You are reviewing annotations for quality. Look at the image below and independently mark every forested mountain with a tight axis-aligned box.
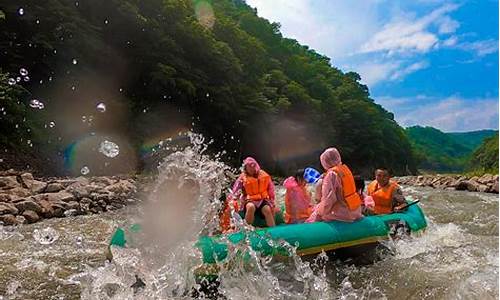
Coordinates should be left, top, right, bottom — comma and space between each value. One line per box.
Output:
1, 0, 417, 176
468, 133, 499, 174
406, 126, 498, 173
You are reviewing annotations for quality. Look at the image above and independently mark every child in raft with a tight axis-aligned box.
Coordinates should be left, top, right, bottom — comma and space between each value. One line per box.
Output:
283, 169, 313, 224
354, 175, 375, 215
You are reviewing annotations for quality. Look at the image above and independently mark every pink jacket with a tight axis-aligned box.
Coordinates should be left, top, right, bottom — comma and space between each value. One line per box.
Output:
306, 148, 363, 223
283, 177, 312, 223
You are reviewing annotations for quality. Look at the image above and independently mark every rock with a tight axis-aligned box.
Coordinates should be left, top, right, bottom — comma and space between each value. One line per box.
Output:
38, 199, 54, 218
45, 183, 64, 193
479, 174, 494, 184
0, 203, 19, 215
91, 177, 116, 187
0, 214, 18, 225
30, 180, 47, 193
0, 194, 21, 203
22, 210, 40, 223
14, 200, 42, 214
15, 215, 27, 224
33, 191, 75, 203
65, 178, 91, 198
65, 201, 80, 210
64, 209, 78, 216
0, 176, 20, 190
477, 184, 489, 193
4, 187, 31, 197
493, 179, 499, 193
105, 180, 136, 195
19, 173, 34, 184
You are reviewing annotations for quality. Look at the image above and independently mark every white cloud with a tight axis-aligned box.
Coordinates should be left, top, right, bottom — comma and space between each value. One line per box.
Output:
353, 60, 429, 86
389, 61, 429, 81
458, 39, 499, 57
437, 15, 460, 34
376, 95, 499, 131
359, 4, 459, 55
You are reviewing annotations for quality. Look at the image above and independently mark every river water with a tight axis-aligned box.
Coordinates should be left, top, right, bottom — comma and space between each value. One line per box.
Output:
0, 185, 497, 299
0, 135, 498, 299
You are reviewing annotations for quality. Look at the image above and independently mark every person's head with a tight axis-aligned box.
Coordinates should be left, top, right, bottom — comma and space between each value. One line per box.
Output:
354, 175, 365, 194
294, 168, 306, 186
375, 168, 391, 187
243, 157, 260, 177
319, 148, 342, 171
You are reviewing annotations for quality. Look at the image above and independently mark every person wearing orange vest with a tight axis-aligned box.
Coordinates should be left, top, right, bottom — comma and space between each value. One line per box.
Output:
230, 157, 276, 227
367, 168, 406, 215
283, 169, 313, 224
306, 148, 363, 223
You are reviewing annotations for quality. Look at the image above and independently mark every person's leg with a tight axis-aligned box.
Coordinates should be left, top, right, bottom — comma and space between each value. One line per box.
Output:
245, 202, 256, 225
261, 204, 275, 227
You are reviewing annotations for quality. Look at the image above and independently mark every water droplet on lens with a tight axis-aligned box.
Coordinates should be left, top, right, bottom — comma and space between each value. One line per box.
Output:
96, 102, 106, 112
81, 116, 87, 122
29, 99, 44, 109
23, 76, 30, 82
18, 8, 24, 15
49, 121, 55, 128
104, 19, 108, 24
72, 58, 77, 65
99, 140, 120, 158
19, 68, 28, 76
80, 166, 90, 175
8, 78, 16, 85
16, 77, 21, 82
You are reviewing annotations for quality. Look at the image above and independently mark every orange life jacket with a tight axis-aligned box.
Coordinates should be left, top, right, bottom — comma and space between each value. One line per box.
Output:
284, 185, 312, 224
367, 180, 398, 215
242, 170, 271, 202
330, 164, 362, 211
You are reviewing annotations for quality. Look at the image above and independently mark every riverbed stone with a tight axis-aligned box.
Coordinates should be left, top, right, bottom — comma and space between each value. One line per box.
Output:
105, 180, 136, 195
0, 203, 19, 215
66, 201, 80, 210
45, 183, 64, 193
477, 184, 489, 193
4, 187, 32, 198
14, 200, 42, 214
22, 210, 40, 223
0, 176, 20, 190
15, 215, 27, 224
0, 214, 18, 225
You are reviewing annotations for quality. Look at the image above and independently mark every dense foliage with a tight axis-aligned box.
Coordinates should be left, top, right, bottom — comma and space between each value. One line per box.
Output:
406, 126, 498, 173
0, 0, 417, 176
468, 133, 499, 175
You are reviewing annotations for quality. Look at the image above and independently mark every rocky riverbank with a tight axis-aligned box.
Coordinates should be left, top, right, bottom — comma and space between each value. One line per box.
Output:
0, 169, 140, 225
396, 173, 499, 194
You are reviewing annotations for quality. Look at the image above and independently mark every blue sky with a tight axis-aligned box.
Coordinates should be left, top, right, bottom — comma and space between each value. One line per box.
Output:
246, 0, 499, 132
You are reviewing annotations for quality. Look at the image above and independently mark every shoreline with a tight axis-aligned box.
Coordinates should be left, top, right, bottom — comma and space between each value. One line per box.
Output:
0, 169, 140, 226
395, 173, 499, 194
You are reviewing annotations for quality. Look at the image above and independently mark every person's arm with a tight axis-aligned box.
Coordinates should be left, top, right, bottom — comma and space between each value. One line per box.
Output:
317, 171, 340, 217
392, 186, 406, 211
267, 179, 276, 208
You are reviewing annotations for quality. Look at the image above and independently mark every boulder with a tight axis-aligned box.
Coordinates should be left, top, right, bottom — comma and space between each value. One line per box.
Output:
38, 199, 54, 218
14, 200, 42, 214
493, 179, 499, 193
0, 194, 22, 203
65, 179, 91, 198
4, 187, 31, 197
91, 177, 116, 187
0, 176, 20, 190
0, 203, 18, 215
65, 201, 80, 211
19, 172, 34, 185
479, 174, 494, 184
477, 184, 489, 193
105, 180, 136, 195
456, 180, 477, 192
45, 183, 64, 193
33, 191, 75, 203
22, 210, 40, 223
0, 214, 18, 225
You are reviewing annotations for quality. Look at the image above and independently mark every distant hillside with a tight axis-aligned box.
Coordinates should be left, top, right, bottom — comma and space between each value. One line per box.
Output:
449, 130, 498, 151
406, 126, 498, 173
468, 133, 499, 174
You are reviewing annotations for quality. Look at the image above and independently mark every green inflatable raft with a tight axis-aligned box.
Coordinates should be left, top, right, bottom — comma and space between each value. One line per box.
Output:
109, 201, 426, 275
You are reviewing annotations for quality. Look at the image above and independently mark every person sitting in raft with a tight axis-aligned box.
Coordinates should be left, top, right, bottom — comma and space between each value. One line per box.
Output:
306, 148, 363, 223
231, 157, 276, 227
354, 175, 375, 215
367, 168, 406, 214
283, 169, 313, 224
